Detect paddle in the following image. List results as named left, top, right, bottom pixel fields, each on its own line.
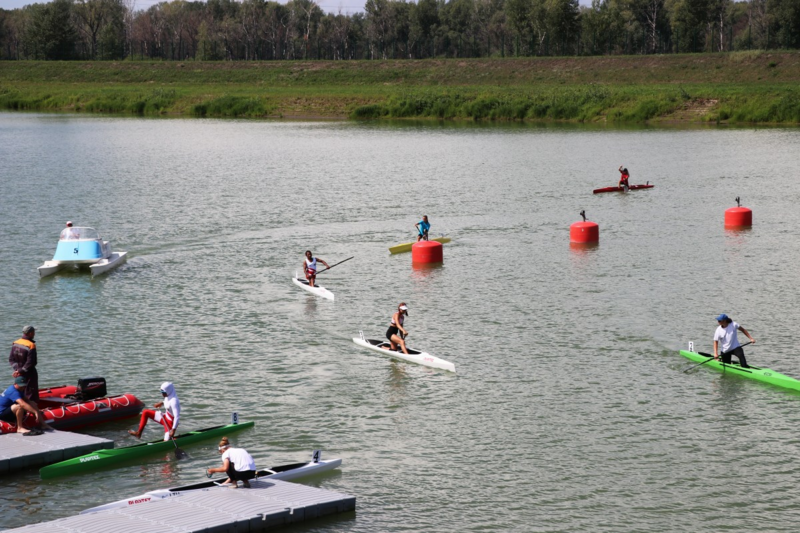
left=171, top=435, right=189, bottom=460
left=684, top=342, right=753, bottom=373
left=315, top=256, right=353, bottom=275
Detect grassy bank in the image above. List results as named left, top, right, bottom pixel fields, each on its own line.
left=1, top=51, right=799, bottom=123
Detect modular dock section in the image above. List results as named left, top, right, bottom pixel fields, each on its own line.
left=0, top=430, right=113, bottom=475
left=4, top=478, right=355, bottom=532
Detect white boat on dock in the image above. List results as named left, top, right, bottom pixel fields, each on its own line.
left=353, top=333, right=456, bottom=372
left=82, top=452, right=342, bottom=514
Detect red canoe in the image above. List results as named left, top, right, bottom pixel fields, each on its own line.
left=0, top=378, right=143, bottom=434
left=593, top=183, right=654, bottom=194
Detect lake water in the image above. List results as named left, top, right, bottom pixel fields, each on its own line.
left=2, top=113, right=800, bottom=531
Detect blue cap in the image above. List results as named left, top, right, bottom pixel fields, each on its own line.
left=716, top=314, right=729, bottom=322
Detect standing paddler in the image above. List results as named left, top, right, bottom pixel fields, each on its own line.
left=713, top=314, right=756, bottom=368
left=415, top=215, right=430, bottom=242
left=618, top=166, right=630, bottom=189
left=303, top=250, right=330, bottom=288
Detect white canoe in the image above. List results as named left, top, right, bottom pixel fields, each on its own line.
left=292, top=275, right=334, bottom=300
left=352, top=336, right=456, bottom=372
left=81, top=455, right=342, bottom=514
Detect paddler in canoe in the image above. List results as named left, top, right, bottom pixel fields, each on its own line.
left=618, top=166, right=630, bottom=190
left=128, top=382, right=181, bottom=440
left=713, top=314, right=756, bottom=368
left=415, top=215, right=430, bottom=242
left=303, top=250, right=330, bottom=288
left=382, top=303, right=410, bottom=355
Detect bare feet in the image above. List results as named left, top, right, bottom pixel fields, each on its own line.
left=128, top=430, right=141, bottom=438
left=16, top=428, right=31, bottom=434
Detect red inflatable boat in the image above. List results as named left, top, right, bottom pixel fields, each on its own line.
left=0, top=377, right=143, bottom=434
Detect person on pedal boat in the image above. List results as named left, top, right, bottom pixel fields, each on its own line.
left=713, top=314, right=756, bottom=368
left=303, top=251, right=330, bottom=288
left=383, top=303, right=410, bottom=355
left=128, top=382, right=181, bottom=441
left=618, top=166, right=630, bottom=189
left=415, top=216, right=430, bottom=242
left=206, top=436, right=257, bottom=489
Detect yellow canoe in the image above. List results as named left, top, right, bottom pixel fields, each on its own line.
left=389, top=237, right=451, bottom=254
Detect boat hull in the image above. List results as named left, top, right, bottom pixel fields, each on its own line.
left=89, top=251, right=127, bottom=276
left=80, top=457, right=343, bottom=514
left=593, top=184, right=654, bottom=194
left=678, top=350, right=800, bottom=392
left=292, top=276, right=334, bottom=300
left=353, top=337, right=456, bottom=372
left=39, top=421, right=255, bottom=479
left=389, top=237, right=451, bottom=255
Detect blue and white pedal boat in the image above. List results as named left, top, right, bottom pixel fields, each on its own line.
left=38, top=227, right=127, bottom=278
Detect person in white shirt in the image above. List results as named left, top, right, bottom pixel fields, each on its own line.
left=128, top=382, right=181, bottom=441
left=206, top=436, right=257, bottom=488
left=303, top=250, right=330, bottom=288
left=713, top=314, right=756, bottom=368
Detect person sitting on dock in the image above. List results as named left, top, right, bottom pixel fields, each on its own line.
left=415, top=215, right=430, bottom=242
left=303, top=250, right=329, bottom=288
left=128, top=382, right=181, bottom=441
left=383, top=303, right=410, bottom=355
left=0, top=376, right=46, bottom=435
left=618, top=166, right=630, bottom=189
left=713, top=314, right=756, bottom=368
left=9, top=325, right=39, bottom=404
left=206, top=436, right=257, bottom=488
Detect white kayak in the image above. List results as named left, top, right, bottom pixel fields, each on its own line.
left=81, top=454, right=342, bottom=514
left=353, top=334, right=456, bottom=372
left=292, top=274, right=334, bottom=300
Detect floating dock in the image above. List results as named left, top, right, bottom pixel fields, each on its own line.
left=0, top=430, right=113, bottom=475
left=5, top=478, right=355, bottom=532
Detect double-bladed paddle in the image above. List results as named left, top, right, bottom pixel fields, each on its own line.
left=683, top=341, right=753, bottom=373
left=316, top=256, right=354, bottom=275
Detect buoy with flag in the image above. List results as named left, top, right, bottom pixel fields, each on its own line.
left=725, top=197, right=752, bottom=228
left=570, top=210, right=599, bottom=244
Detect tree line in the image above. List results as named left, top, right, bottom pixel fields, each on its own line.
left=0, top=0, right=798, bottom=61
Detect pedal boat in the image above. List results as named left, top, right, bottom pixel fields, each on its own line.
left=38, top=227, right=127, bottom=278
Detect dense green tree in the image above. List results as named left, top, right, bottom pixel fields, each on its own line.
left=24, top=0, right=78, bottom=59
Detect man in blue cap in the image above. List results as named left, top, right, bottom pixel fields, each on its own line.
left=0, top=375, right=46, bottom=435
left=713, top=314, right=756, bottom=368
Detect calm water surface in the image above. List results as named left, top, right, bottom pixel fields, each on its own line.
left=1, top=113, right=800, bottom=531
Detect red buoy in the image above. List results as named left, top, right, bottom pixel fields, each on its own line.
left=570, top=211, right=599, bottom=244
left=725, top=197, right=752, bottom=227
left=412, top=240, right=443, bottom=264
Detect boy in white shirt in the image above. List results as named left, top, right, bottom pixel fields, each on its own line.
left=713, top=314, right=756, bottom=368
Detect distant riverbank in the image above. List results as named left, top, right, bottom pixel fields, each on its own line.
left=2, top=51, right=799, bottom=123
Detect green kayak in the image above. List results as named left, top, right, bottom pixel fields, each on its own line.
left=40, top=421, right=254, bottom=479
left=679, top=350, right=800, bottom=392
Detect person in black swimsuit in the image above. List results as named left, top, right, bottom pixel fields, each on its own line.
left=384, top=303, right=409, bottom=355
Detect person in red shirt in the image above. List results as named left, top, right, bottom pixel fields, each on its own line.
left=618, top=166, right=630, bottom=189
